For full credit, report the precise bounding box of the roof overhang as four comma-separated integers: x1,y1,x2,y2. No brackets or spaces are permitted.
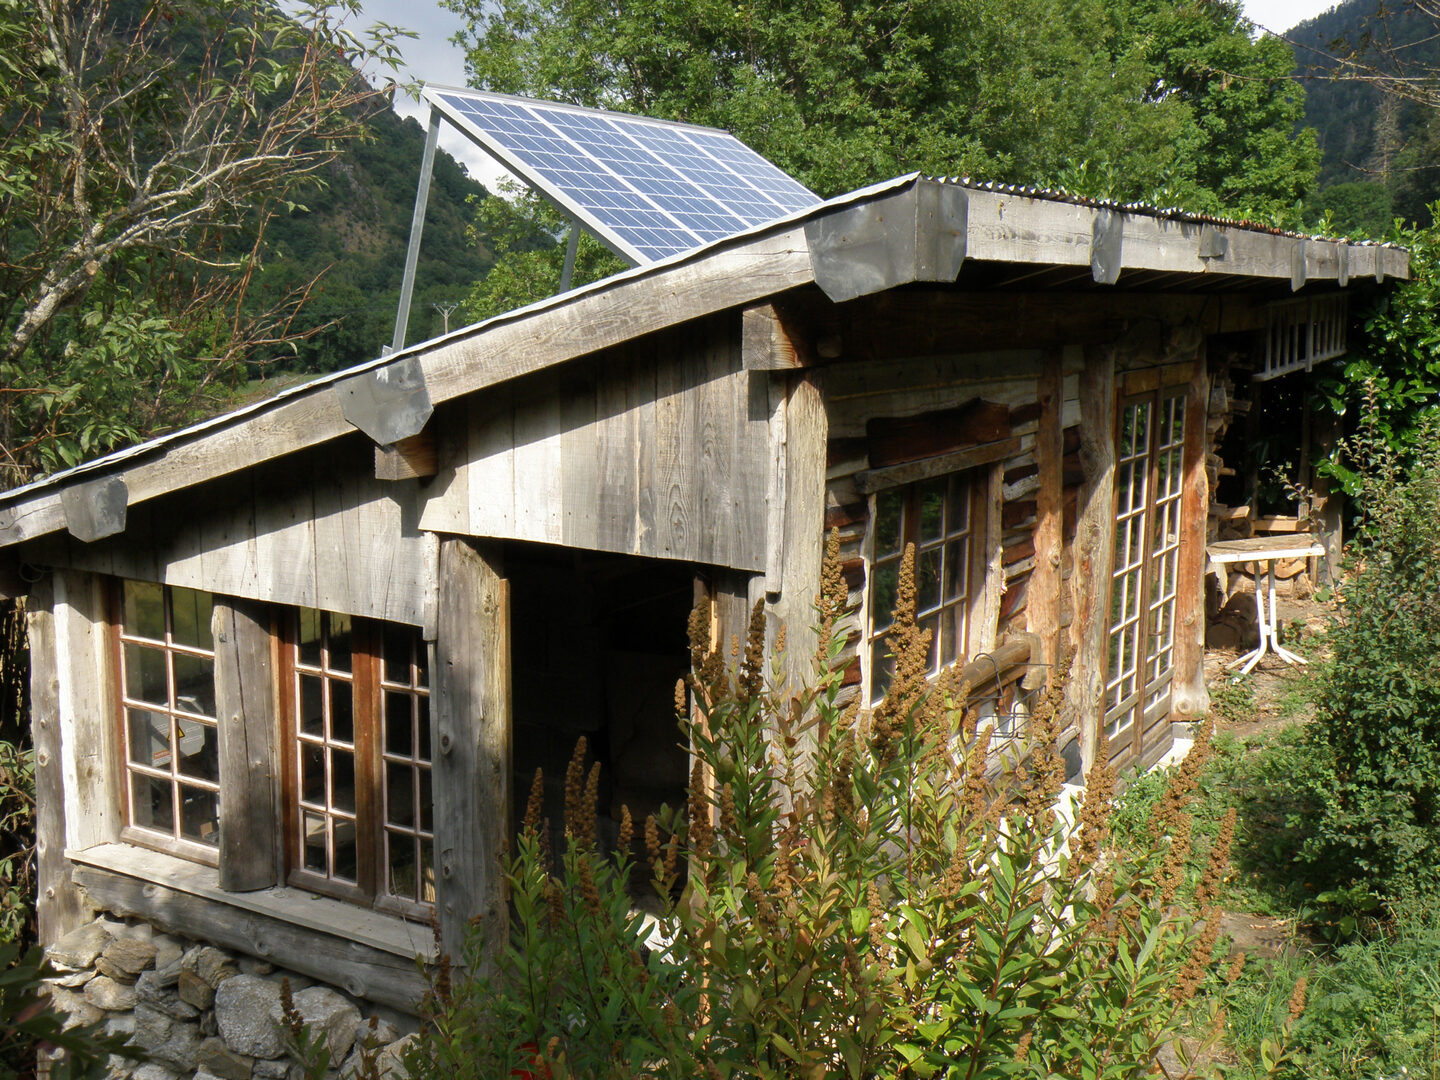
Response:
0,175,1408,550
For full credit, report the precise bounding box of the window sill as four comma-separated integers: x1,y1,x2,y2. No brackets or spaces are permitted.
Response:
68,843,437,962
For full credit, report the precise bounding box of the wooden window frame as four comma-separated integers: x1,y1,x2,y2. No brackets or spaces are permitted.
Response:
279,611,433,919
1103,385,1187,763
864,470,989,705
112,582,221,866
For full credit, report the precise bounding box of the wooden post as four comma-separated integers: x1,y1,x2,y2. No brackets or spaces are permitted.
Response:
1066,347,1117,774
29,575,91,946
433,538,511,967
53,570,119,853
769,374,828,695
213,599,280,891
1171,355,1212,721
1029,350,1065,671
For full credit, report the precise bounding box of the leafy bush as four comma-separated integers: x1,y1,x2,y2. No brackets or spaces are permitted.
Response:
407,538,1228,1079
0,739,34,947
0,941,133,1080
1301,418,1440,900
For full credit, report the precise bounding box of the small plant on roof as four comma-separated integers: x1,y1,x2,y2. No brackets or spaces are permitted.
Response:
405,532,1227,1079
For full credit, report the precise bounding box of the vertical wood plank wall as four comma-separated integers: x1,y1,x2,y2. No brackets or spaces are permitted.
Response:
419,315,771,574
24,439,434,630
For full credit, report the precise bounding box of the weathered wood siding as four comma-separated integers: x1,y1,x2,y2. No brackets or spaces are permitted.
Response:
20,437,437,629
419,316,771,573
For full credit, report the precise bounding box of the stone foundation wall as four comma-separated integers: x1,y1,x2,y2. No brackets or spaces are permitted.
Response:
43,916,420,1080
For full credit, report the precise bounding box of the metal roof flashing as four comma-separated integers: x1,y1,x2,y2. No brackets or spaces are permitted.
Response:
0,173,1409,549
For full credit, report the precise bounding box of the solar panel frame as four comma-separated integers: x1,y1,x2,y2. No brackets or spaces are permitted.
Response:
420,85,821,264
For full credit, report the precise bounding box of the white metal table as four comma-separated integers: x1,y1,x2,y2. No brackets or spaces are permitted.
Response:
1206,535,1325,675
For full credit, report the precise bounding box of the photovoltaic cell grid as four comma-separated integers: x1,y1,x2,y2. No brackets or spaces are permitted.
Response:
425,88,821,263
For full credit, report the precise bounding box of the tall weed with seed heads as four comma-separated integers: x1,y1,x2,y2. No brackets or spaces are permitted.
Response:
406,534,1223,1079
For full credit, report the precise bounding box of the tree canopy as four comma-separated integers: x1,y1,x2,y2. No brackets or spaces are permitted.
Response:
446,0,1318,212
0,0,406,483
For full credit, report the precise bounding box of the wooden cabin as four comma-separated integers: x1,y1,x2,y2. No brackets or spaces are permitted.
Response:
0,175,1406,1012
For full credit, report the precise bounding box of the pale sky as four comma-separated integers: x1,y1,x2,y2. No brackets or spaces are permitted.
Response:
352,0,1347,194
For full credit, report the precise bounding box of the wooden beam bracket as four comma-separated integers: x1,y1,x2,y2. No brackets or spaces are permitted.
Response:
61,476,128,543
804,183,968,303
336,354,434,446
1090,210,1123,285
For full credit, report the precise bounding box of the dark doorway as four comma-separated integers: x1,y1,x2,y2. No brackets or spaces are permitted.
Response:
506,544,694,874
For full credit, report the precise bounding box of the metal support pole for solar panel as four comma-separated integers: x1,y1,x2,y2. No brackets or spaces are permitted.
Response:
559,218,581,293
391,106,441,356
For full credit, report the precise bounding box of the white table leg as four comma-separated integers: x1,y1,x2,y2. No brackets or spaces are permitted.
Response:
1228,557,1269,673
1271,561,1308,664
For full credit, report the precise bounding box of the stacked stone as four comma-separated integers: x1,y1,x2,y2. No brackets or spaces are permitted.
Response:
44,917,419,1080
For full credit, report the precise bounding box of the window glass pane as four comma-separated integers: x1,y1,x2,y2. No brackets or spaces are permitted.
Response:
417,697,431,762
918,479,945,542
127,709,170,769
303,813,327,872
939,606,958,668
387,762,414,827
383,625,412,685
327,613,352,673
122,581,165,641
947,476,970,534
415,642,428,689
333,821,358,883
870,639,893,704
385,693,413,756
301,743,326,805
176,719,219,783
330,680,353,744
920,614,940,674
298,609,323,669
179,786,219,847
420,837,435,903
124,644,168,706
170,588,213,651
870,560,899,631
419,768,432,832
331,749,356,814
132,774,173,834
943,538,969,604
299,675,324,737
387,833,416,901
173,653,216,717
916,547,942,614
874,489,904,557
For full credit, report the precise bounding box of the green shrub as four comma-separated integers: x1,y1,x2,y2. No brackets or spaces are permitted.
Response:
0,739,34,946
406,539,1228,1080
1301,418,1440,900
0,941,133,1080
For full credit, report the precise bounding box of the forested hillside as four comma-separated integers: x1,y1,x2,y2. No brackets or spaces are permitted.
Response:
1293,0,1440,229
243,105,494,375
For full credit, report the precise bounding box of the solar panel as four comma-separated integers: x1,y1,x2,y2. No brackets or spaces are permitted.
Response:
421,86,822,264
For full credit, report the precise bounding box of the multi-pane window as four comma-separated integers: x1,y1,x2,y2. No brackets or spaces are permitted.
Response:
1104,389,1186,760
867,473,982,704
286,610,433,912
117,583,220,858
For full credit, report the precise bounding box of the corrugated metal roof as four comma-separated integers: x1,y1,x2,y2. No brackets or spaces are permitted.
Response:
928,176,1401,247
